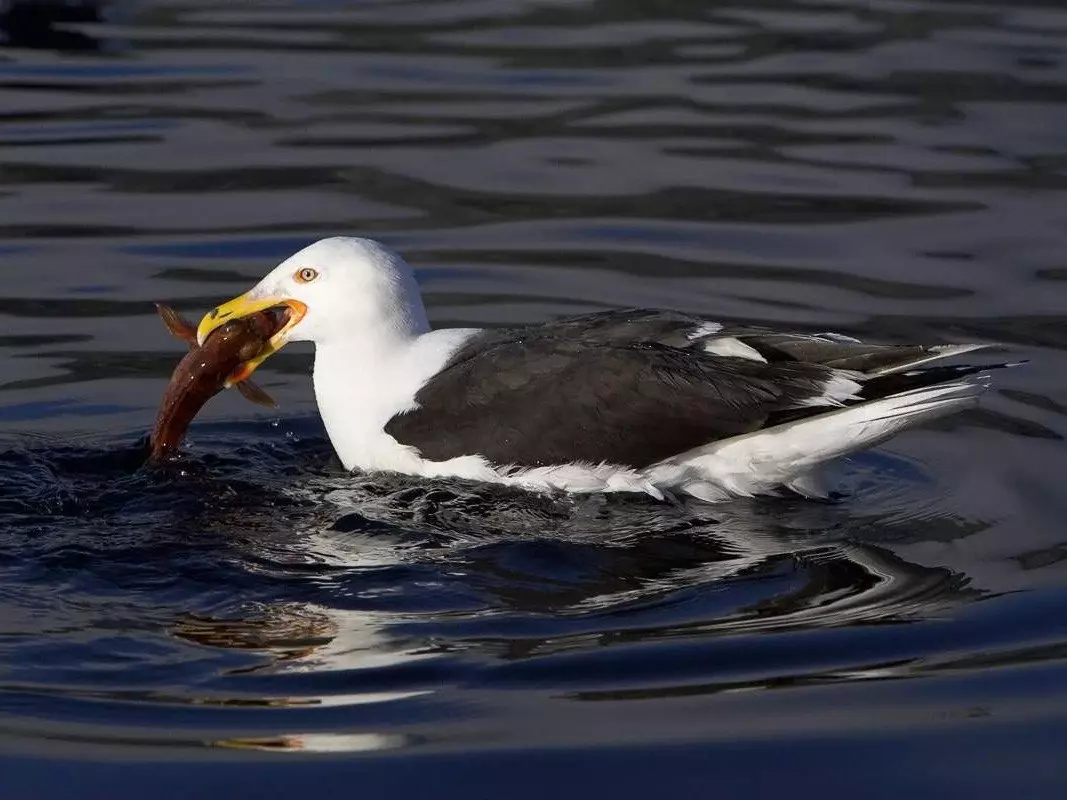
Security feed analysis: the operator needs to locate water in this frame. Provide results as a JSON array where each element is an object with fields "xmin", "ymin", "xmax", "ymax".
[{"xmin": 1, "ymin": 0, "xmax": 1066, "ymax": 795}]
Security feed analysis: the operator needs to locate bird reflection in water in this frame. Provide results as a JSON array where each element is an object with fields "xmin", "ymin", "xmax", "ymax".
[
  {"xmin": 159, "ymin": 471, "xmax": 982, "ymax": 752},
  {"xmin": 171, "ymin": 605, "xmax": 418, "ymax": 753},
  {"xmin": 173, "ymin": 606, "xmax": 337, "ymax": 668}
]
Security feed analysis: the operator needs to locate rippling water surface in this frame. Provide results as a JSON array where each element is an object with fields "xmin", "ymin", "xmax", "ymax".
[{"xmin": 2, "ymin": 0, "xmax": 1067, "ymax": 796}]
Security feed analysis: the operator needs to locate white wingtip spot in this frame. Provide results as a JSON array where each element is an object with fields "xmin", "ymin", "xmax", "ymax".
[
  {"xmin": 815, "ymin": 331, "xmax": 863, "ymax": 344},
  {"xmin": 687, "ymin": 321, "xmax": 724, "ymax": 340},
  {"xmin": 702, "ymin": 337, "xmax": 767, "ymax": 362},
  {"xmin": 798, "ymin": 371, "xmax": 863, "ymax": 407}
]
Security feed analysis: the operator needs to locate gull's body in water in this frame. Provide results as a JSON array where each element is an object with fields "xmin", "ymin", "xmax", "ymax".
[{"xmin": 196, "ymin": 237, "xmax": 1010, "ymax": 502}]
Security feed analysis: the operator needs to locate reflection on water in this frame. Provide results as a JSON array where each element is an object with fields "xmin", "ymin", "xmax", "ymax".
[
  {"xmin": 0, "ymin": 0, "xmax": 1066, "ymax": 791},
  {"xmin": 0, "ymin": 437, "xmax": 1023, "ymax": 757}
]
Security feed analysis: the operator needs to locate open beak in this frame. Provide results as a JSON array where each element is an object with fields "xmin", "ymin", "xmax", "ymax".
[{"xmin": 197, "ymin": 293, "xmax": 307, "ymax": 383}]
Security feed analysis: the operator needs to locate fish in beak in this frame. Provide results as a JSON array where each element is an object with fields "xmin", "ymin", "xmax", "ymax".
[
  {"xmin": 149, "ymin": 303, "xmax": 287, "ymax": 463},
  {"xmin": 196, "ymin": 294, "xmax": 307, "ymax": 383}
]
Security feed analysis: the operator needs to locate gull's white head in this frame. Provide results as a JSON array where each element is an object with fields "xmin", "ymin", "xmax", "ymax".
[{"xmin": 195, "ymin": 237, "xmax": 429, "ymax": 377}]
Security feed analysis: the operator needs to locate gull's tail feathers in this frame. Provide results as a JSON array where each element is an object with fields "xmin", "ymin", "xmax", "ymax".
[
  {"xmin": 862, "ymin": 343, "xmax": 994, "ymax": 377},
  {"xmin": 650, "ymin": 374, "xmax": 996, "ymax": 500}
]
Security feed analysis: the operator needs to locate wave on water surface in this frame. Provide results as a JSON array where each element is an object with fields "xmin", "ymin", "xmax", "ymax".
[
  {"xmin": 0, "ymin": 0, "xmax": 1065, "ymax": 788},
  {"xmin": 0, "ymin": 417, "xmax": 1031, "ymax": 756}
]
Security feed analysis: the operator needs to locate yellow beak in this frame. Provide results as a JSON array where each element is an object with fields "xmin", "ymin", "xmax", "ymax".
[{"xmin": 197, "ymin": 293, "xmax": 307, "ymax": 384}]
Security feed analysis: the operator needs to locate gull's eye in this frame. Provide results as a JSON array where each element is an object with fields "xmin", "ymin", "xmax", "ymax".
[{"xmin": 295, "ymin": 267, "xmax": 319, "ymax": 283}]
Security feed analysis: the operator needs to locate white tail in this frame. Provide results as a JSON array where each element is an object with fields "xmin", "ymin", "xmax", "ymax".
[{"xmin": 646, "ymin": 376, "xmax": 990, "ymax": 499}]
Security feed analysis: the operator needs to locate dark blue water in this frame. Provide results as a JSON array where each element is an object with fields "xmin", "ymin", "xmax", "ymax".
[{"xmin": 2, "ymin": 0, "xmax": 1067, "ymax": 796}]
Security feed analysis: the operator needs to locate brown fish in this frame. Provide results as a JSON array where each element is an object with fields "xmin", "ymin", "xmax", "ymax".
[{"xmin": 148, "ymin": 303, "xmax": 286, "ymax": 463}]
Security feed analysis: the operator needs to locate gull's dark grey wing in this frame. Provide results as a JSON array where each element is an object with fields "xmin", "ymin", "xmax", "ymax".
[
  {"xmin": 468, "ymin": 309, "xmax": 990, "ymax": 377},
  {"xmin": 385, "ymin": 337, "xmax": 840, "ymax": 469}
]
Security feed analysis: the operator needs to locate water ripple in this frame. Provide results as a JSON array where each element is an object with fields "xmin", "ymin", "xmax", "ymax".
[{"xmin": 0, "ymin": 0, "xmax": 1065, "ymax": 783}]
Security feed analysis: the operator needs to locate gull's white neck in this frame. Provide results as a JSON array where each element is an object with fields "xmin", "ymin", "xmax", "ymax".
[{"xmin": 312, "ymin": 322, "xmax": 477, "ymax": 472}]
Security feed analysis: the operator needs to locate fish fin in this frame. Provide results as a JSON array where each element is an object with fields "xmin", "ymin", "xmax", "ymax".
[
  {"xmin": 236, "ymin": 379, "xmax": 278, "ymax": 409},
  {"xmin": 156, "ymin": 303, "xmax": 198, "ymax": 344}
]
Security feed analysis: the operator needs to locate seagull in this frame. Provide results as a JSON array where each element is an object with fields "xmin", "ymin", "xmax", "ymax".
[{"xmin": 195, "ymin": 237, "xmax": 1008, "ymax": 502}]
